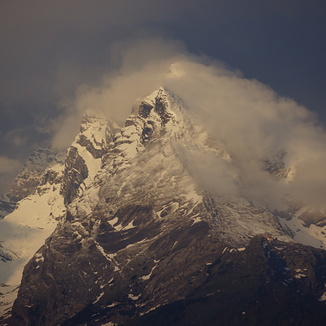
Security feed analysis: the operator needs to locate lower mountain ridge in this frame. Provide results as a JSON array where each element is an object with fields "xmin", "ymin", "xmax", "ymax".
[
  {"xmin": 2, "ymin": 88, "xmax": 326, "ymax": 325},
  {"xmin": 123, "ymin": 236, "xmax": 326, "ymax": 326},
  {"xmin": 11, "ymin": 233, "xmax": 326, "ymax": 326}
]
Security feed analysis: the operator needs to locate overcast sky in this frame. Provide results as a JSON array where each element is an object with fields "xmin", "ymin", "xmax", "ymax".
[{"xmin": 0, "ymin": 0, "xmax": 325, "ymax": 194}]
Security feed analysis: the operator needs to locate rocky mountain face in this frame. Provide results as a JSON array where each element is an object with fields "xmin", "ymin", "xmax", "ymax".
[
  {"xmin": 125, "ymin": 236, "xmax": 326, "ymax": 326},
  {"xmin": 60, "ymin": 112, "xmax": 113, "ymax": 206},
  {"xmin": 0, "ymin": 148, "xmax": 57, "ymax": 219},
  {"xmin": 2, "ymin": 88, "xmax": 326, "ymax": 325},
  {"xmin": 0, "ymin": 111, "xmax": 112, "ymax": 320},
  {"xmin": 0, "ymin": 88, "xmax": 326, "ymax": 326}
]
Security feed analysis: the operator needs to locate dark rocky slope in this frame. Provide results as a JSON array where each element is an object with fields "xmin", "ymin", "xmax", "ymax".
[{"xmin": 123, "ymin": 236, "xmax": 326, "ymax": 326}]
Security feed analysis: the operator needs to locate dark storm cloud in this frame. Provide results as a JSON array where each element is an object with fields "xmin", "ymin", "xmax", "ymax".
[{"xmin": 0, "ymin": 0, "xmax": 325, "ymax": 193}]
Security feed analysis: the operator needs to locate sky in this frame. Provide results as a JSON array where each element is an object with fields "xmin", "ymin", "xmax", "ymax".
[{"xmin": 0, "ymin": 0, "xmax": 326, "ymax": 195}]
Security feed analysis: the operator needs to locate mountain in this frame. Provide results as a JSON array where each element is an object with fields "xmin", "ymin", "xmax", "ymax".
[
  {"xmin": 0, "ymin": 148, "xmax": 64, "ymax": 319},
  {"xmin": 0, "ymin": 148, "xmax": 58, "ymax": 219},
  {"xmin": 1, "ymin": 88, "xmax": 326, "ymax": 325},
  {"xmin": 0, "ymin": 111, "xmax": 112, "ymax": 320}
]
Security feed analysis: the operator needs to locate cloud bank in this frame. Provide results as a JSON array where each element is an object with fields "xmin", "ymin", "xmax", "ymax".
[{"xmin": 51, "ymin": 36, "xmax": 326, "ymax": 210}]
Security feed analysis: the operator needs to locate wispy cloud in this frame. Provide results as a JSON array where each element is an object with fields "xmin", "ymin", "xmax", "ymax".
[{"xmin": 53, "ymin": 37, "xmax": 326, "ymax": 209}]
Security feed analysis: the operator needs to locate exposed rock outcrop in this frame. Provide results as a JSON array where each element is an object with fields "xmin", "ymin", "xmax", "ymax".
[{"xmin": 0, "ymin": 149, "xmax": 57, "ymax": 219}]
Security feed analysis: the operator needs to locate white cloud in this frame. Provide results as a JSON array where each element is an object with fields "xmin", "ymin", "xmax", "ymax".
[{"xmin": 51, "ymin": 36, "xmax": 326, "ymax": 209}]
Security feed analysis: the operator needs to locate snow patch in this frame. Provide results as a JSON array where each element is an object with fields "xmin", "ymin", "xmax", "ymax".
[
  {"xmin": 0, "ymin": 188, "xmax": 63, "ymax": 285},
  {"xmin": 294, "ymin": 268, "xmax": 307, "ymax": 279},
  {"xmin": 34, "ymin": 252, "xmax": 44, "ymax": 263},
  {"xmin": 319, "ymin": 289, "xmax": 326, "ymax": 302},
  {"xmin": 123, "ymin": 221, "xmax": 135, "ymax": 230},
  {"xmin": 72, "ymin": 143, "xmax": 102, "ymax": 187},
  {"xmin": 140, "ymin": 265, "xmax": 157, "ymax": 281},
  {"xmin": 279, "ymin": 215, "xmax": 326, "ymax": 249},
  {"xmin": 222, "ymin": 247, "xmax": 228, "ymax": 254},
  {"xmin": 128, "ymin": 293, "xmax": 141, "ymax": 300},
  {"xmin": 140, "ymin": 304, "xmax": 162, "ymax": 316},
  {"xmin": 191, "ymin": 215, "xmax": 203, "ymax": 225},
  {"xmin": 182, "ymin": 184, "xmax": 202, "ymax": 204},
  {"xmin": 93, "ymin": 292, "xmax": 104, "ymax": 304}
]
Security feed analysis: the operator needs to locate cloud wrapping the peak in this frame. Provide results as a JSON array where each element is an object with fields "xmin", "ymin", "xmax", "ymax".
[{"xmin": 52, "ymin": 37, "xmax": 326, "ymax": 209}]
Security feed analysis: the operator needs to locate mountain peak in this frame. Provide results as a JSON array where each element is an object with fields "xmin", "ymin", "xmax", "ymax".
[
  {"xmin": 5, "ymin": 87, "xmax": 326, "ymax": 325},
  {"xmin": 141, "ymin": 86, "xmax": 166, "ymax": 104}
]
